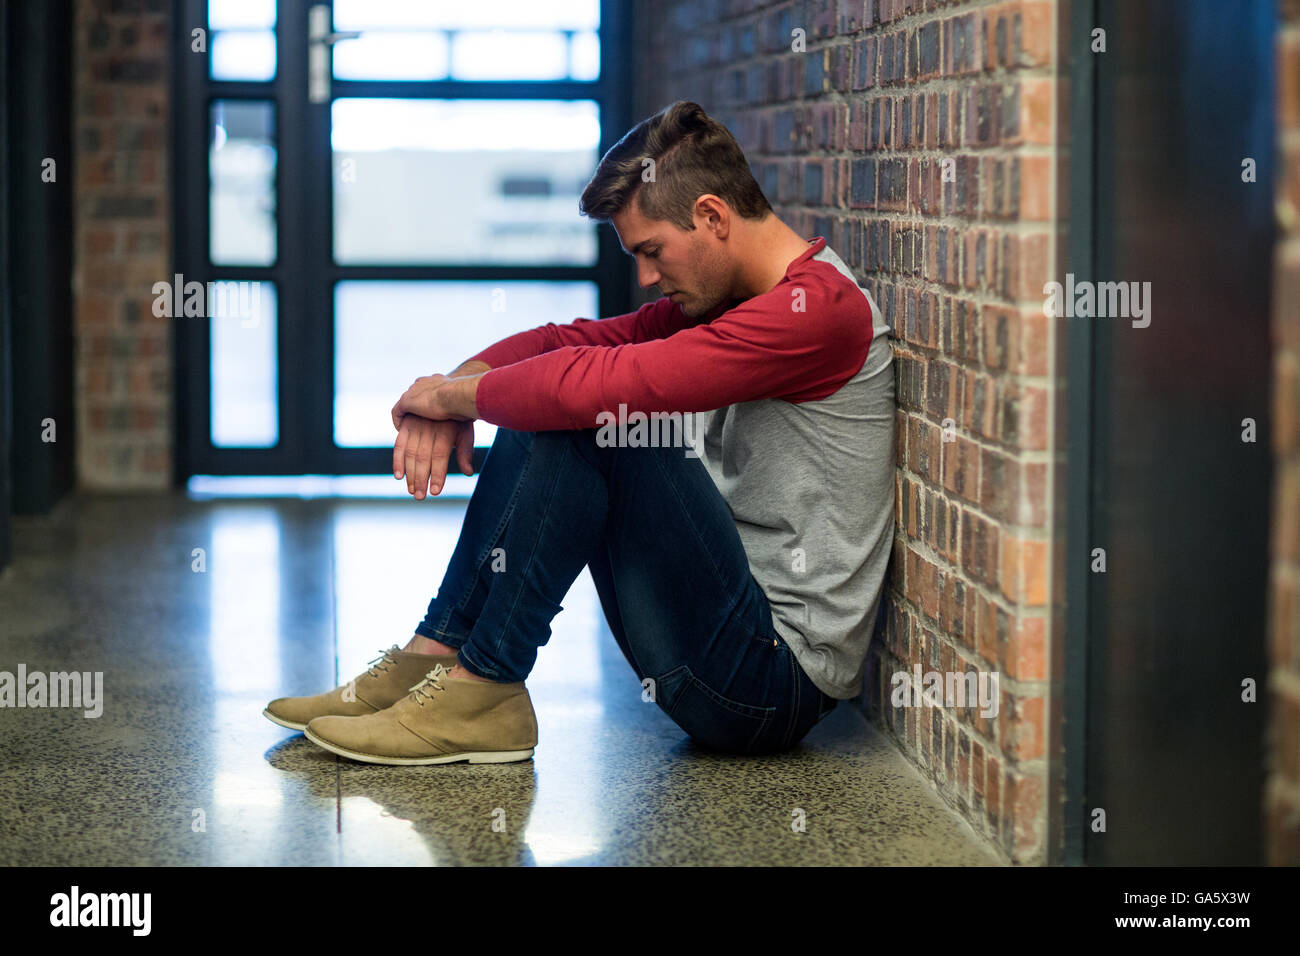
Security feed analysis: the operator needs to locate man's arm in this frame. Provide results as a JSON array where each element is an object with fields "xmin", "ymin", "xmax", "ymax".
[
  {"xmin": 448, "ymin": 358, "xmax": 492, "ymax": 380},
  {"xmin": 471, "ymin": 273, "xmax": 876, "ymax": 432},
  {"xmin": 465, "ymin": 297, "xmax": 699, "ymax": 370}
]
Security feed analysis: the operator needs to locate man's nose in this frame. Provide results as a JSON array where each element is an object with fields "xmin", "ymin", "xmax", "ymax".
[{"xmin": 637, "ymin": 260, "xmax": 660, "ymax": 289}]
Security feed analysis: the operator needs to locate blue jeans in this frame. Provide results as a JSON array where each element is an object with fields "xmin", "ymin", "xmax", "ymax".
[{"xmin": 414, "ymin": 426, "xmax": 837, "ymax": 755}]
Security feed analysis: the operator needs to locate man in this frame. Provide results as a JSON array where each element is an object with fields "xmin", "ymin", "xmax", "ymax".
[{"xmin": 263, "ymin": 101, "xmax": 895, "ymax": 764}]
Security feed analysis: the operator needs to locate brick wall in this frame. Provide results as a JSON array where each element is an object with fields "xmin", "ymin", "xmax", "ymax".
[
  {"xmin": 1269, "ymin": 0, "xmax": 1300, "ymax": 867},
  {"xmin": 635, "ymin": 0, "xmax": 1060, "ymax": 862},
  {"xmin": 73, "ymin": 0, "xmax": 172, "ymax": 489}
]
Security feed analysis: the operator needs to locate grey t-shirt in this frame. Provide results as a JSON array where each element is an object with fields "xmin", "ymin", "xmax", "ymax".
[{"xmin": 690, "ymin": 241, "xmax": 895, "ymax": 699}]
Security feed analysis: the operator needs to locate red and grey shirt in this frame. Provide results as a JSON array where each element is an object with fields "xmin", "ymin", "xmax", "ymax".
[{"xmin": 469, "ymin": 237, "xmax": 896, "ymax": 699}]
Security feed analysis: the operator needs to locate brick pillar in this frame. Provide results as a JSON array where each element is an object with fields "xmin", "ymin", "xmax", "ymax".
[
  {"xmin": 1268, "ymin": 0, "xmax": 1300, "ymax": 867},
  {"xmin": 73, "ymin": 0, "xmax": 172, "ymax": 489},
  {"xmin": 635, "ymin": 0, "xmax": 1060, "ymax": 863}
]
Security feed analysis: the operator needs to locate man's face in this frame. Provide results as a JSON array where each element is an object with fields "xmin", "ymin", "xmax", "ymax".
[{"xmin": 611, "ymin": 196, "xmax": 732, "ymax": 318}]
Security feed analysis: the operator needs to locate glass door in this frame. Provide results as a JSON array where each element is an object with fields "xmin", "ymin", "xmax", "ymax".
[{"xmin": 175, "ymin": 0, "xmax": 631, "ymax": 477}]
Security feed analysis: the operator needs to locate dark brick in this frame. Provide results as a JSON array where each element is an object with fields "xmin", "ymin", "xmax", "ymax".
[
  {"xmin": 804, "ymin": 161, "xmax": 824, "ymax": 204},
  {"xmin": 771, "ymin": 7, "xmax": 793, "ymax": 53},
  {"xmin": 804, "ymin": 50, "xmax": 825, "ymax": 94},
  {"xmin": 926, "ymin": 361, "xmax": 951, "ymax": 419},
  {"xmin": 973, "ymin": 85, "xmax": 1000, "ymax": 145},
  {"xmin": 88, "ymin": 19, "xmax": 111, "ymax": 49},
  {"xmin": 880, "ymin": 157, "xmax": 906, "ymax": 205},
  {"xmin": 831, "ymin": 43, "xmax": 852, "ymax": 91},
  {"xmin": 106, "ymin": 58, "xmax": 163, "ymax": 83},
  {"xmin": 1001, "ymin": 387, "xmax": 1020, "ymax": 445},
  {"xmin": 739, "ymin": 23, "xmax": 756, "ymax": 58},
  {"xmin": 91, "ymin": 196, "xmax": 156, "ymax": 218},
  {"xmin": 1002, "ymin": 82, "xmax": 1021, "ymax": 140},
  {"xmin": 854, "ymin": 37, "xmax": 873, "ymax": 88},
  {"xmin": 850, "ymin": 157, "xmax": 876, "ymax": 207},
  {"xmin": 774, "ymin": 109, "xmax": 796, "ymax": 153},
  {"xmin": 1009, "ymin": 157, "xmax": 1021, "ymax": 217},
  {"xmin": 919, "ymin": 20, "xmax": 940, "ymax": 74},
  {"xmin": 952, "ymin": 15, "xmax": 974, "ymax": 71}
]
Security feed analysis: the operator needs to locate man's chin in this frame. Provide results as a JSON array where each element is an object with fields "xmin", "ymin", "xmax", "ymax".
[{"xmin": 680, "ymin": 295, "xmax": 724, "ymax": 318}]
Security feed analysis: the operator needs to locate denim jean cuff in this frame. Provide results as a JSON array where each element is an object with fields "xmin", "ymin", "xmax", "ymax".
[{"xmin": 413, "ymin": 622, "xmax": 468, "ymax": 649}]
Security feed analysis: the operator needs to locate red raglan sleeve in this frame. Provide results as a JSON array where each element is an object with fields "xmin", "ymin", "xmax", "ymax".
[
  {"xmin": 473, "ymin": 268, "xmax": 876, "ymax": 431},
  {"xmin": 467, "ymin": 297, "xmax": 697, "ymax": 368}
]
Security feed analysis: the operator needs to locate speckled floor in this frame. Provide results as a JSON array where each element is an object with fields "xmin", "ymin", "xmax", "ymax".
[{"xmin": 0, "ymin": 494, "xmax": 1002, "ymax": 866}]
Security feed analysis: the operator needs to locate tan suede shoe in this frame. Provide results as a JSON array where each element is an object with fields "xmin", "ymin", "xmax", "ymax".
[
  {"xmin": 263, "ymin": 646, "xmax": 459, "ymax": 731},
  {"xmin": 303, "ymin": 663, "xmax": 538, "ymax": 765}
]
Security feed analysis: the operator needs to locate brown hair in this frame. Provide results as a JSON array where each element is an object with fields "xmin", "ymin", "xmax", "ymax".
[{"xmin": 578, "ymin": 101, "xmax": 772, "ymax": 230}]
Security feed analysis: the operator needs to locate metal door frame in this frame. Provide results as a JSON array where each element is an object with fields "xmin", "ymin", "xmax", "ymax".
[{"xmin": 172, "ymin": 0, "xmax": 632, "ymax": 479}]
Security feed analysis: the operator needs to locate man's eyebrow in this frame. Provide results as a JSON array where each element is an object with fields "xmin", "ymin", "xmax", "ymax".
[{"xmin": 627, "ymin": 238, "xmax": 658, "ymax": 255}]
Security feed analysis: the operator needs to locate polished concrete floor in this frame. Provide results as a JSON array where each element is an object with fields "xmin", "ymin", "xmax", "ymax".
[{"xmin": 0, "ymin": 494, "xmax": 1002, "ymax": 866}]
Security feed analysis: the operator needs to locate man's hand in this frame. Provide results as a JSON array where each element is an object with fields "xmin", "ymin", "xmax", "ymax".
[
  {"xmin": 390, "ymin": 372, "xmax": 482, "ymax": 427},
  {"xmin": 393, "ymin": 414, "xmax": 475, "ymax": 499}
]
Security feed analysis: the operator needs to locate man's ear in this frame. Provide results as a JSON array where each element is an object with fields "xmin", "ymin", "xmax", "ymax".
[{"xmin": 695, "ymin": 194, "xmax": 730, "ymax": 239}]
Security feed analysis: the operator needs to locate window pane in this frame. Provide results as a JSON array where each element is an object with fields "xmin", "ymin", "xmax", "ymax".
[
  {"xmin": 451, "ymin": 31, "xmax": 569, "ymax": 81},
  {"xmin": 332, "ymin": 99, "xmax": 598, "ymax": 266},
  {"xmin": 209, "ymin": 0, "xmax": 276, "ymax": 81},
  {"xmin": 211, "ymin": 282, "xmax": 278, "ymax": 447},
  {"xmin": 210, "ymin": 30, "xmax": 276, "ymax": 81},
  {"xmin": 333, "ymin": 0, "xmax": 598, "ymax": 31},
  {"xmin": 571, "ymin": 31, "xmax": 600, "ymax": 81},
  {"xmin": 210, "ymin": 100, "xmax": 276, "ymax": 266},
  {"xmin": 333, "ymin": 281, "xmax": 598, "ymax": 448},
  {"xmin": 332, "ymin": 32, "xmax": 449, "ymax": 80},
  {"xmin": 209, "ymin": 0, "xmax": 275, "ymax": 30}
]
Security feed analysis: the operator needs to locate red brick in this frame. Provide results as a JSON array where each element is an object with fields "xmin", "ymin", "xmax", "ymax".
[{"xmin": 1008, "ymin": 613, "xmax": 1047, "ymax": 681}]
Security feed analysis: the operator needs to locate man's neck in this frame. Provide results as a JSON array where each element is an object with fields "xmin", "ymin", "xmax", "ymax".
[{"xmin": 732, "ymin": 215, "xmax": 816, "ymax": 300}]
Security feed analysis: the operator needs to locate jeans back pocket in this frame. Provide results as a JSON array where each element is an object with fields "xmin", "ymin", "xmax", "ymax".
[{"xmin": 660, "ymin": 665, "xmax": 775, "ymax": 755}]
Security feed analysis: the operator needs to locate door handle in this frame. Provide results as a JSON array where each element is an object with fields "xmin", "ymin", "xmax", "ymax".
[{"xmin": 308, "ymin": 4, "xmax": 362, "ymax": 103}]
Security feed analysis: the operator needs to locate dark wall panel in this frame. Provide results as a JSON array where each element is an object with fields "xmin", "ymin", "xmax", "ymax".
[
  {"xmin": 1086, "ymin": 0, "xmax": 1274, "ymax": 864},
  {"xmin": 7, "ymin": 0, "xmax": 74, "ymax": 514},
  {"xmin": 0, "ymin": 0, "xmax": 12, "ymax": 571}
]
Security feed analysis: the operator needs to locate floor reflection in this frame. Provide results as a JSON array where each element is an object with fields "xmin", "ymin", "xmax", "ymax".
[{"xmin": 0, "ymin": 495, "xmax": 1004, "ymax": 866}]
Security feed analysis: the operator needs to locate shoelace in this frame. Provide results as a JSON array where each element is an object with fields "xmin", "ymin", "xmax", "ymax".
[
  {"xmin": 364, "ymin": 645, "xmax": 400, "ymax": 679},
  {"xmin": 407, "ymin": 663, "xmax": 451, "ymax": 707}
]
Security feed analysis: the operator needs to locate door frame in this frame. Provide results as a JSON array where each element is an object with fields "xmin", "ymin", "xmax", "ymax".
[{"xmin": 172, "ymin": 0, "xmax": 632, "ymax": 479}]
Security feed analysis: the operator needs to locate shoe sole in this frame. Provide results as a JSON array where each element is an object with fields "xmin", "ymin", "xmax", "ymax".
[
  {"xmin": 303, "ymin": 726, "xmax": 534, "ymax": 765},
  {"xmin": 263, "ymin": 708, "xmax": 308, "ymax": 732}
]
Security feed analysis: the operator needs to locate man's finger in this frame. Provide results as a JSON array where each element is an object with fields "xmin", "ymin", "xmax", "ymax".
[
  {"xmin": 428, "ymin": 423, "xmax": 455, "ymax": 494},
  {"xmin": 456, "ymin": 424, "xmax": 474, "ymax": 475},
  {"xmin": 405, "ymin": 423, "xmax": 421, "ymax": 497},
  {"xmin": 413, "ymin": 422, "xmax": 435, "ymax": 500},
  {"xmin": 393, "ymin": 419, "xmax": 409, "ymax": 479}
]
